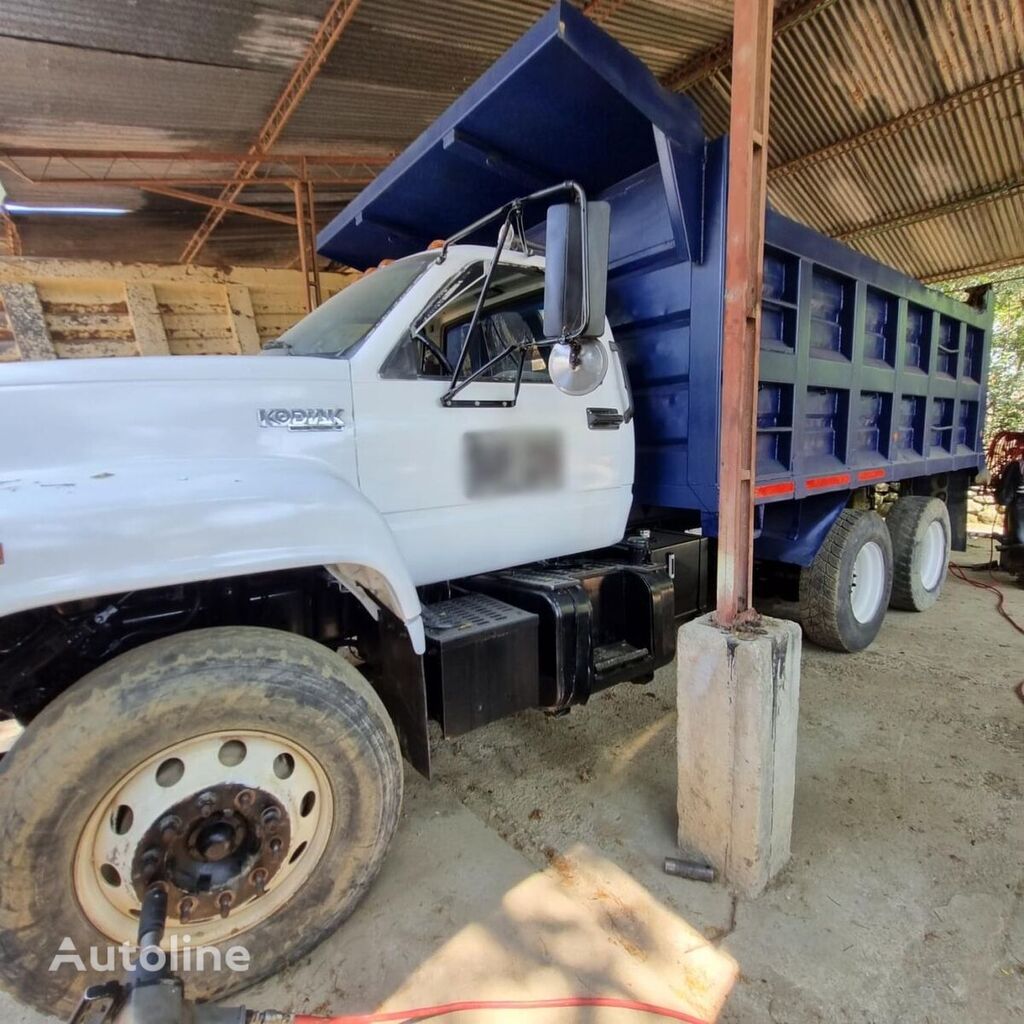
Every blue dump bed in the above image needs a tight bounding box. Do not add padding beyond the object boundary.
[319,0,991,565]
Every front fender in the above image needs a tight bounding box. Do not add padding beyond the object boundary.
[0,457,425,652]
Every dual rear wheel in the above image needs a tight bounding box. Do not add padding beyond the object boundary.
[800,497,951,651]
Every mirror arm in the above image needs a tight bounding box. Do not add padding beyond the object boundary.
[561,181,590,343]
[443,215,513,405]
[440,344,520,407]
[512,348,527,404]
[437,180,581,263]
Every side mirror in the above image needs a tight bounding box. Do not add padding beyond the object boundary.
[543,200,610,341]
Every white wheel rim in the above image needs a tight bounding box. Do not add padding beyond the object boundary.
[850,541,886,624]
[919,519,947,591]
[74,730,333,946]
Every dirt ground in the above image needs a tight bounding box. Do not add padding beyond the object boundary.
[5,539,1022,1023]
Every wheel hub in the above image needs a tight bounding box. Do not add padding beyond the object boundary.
[75,729,333,946]
[132,783,291,925]
[850,540,886,624]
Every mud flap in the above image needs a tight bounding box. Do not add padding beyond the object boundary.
[371,612,431,778]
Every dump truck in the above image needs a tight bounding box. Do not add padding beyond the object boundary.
[0,2,991,1015]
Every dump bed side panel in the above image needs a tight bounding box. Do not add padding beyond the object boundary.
[756,210,990,506]
[603,147,991,522]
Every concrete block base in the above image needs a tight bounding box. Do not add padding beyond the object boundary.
[677,613,801,897]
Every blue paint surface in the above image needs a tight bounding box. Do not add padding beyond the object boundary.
[318,0,991,566]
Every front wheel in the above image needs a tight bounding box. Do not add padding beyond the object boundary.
[799,509,893,652]
[0,627,402,1017]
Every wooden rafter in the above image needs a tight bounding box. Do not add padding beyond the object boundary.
[1,208,22,257]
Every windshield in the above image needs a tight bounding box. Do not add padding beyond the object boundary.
[277,253,435,357]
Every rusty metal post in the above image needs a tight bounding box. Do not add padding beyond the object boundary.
[715,0,775,626]
[304,175,322,309]
[292,180,322,314]
[292,182,313,314]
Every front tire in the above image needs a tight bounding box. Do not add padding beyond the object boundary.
[799,509,893,652]
[0,627,402,1017]
[885,496,951,611]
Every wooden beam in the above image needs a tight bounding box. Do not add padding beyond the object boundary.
[137,185,298,225]
[661,0,835,93]
[225,285,263,354]
[0,208,21,256]
[180,0,365,264]
[0,282,56,360]
[0,256,359,287]
[716,0,775,626]
[124,283,170,356]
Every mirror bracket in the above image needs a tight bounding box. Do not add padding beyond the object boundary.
[438,181,592,409]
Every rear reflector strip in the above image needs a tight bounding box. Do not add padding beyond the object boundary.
[805,473,852,490]
[857,468,887,482]
[754,481,796,498]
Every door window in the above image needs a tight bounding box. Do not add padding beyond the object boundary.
[381,263,551,383]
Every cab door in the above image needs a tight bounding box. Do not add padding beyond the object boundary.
[350,260,633,586]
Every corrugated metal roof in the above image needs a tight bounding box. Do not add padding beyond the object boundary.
[0,0,1021,279]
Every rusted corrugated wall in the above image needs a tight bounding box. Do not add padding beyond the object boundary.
[0,258,356,361]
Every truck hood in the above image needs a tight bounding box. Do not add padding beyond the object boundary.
[0,355,357,482]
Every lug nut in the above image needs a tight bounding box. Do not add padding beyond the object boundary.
[250,868,268,896]
[218,892,233,919]
[235,789,255,811]
[159,815,182,841]
[178,897,195,923]
[260,806,281,826]
[197,792,217,818]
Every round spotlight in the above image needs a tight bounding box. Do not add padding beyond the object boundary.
[548,341,608,396]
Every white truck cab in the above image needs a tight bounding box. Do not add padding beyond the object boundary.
[280,245,634,586]
[0,192,689,1019]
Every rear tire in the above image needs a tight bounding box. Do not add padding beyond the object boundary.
[885,496,950,611]
[0,626,402,1017]
[799,509,893,652]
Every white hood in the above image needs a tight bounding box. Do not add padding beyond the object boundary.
[0,354,357,482]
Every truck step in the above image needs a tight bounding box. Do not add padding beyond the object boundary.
[592,640,649,675]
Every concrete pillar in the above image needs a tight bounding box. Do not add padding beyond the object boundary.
[677,613,801,897]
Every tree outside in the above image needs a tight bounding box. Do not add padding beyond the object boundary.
[937,268,1024,441]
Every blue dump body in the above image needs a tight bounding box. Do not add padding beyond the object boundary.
[319,0,991,566]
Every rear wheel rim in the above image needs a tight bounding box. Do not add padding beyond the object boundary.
[850,541,886,623]
[74,729,333,946]
[919,519,947,591]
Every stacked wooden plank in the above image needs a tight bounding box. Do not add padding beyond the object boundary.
[0,258,357,361]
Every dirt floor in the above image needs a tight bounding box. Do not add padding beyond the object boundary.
[4,539,1022,1023]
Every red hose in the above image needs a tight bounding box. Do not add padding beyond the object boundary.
[948,562,1024,637]
[295,996,709,1024]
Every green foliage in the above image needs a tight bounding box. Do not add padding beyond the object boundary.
[937,269,1024,439]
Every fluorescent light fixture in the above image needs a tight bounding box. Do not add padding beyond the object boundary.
[2,203,131,216]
